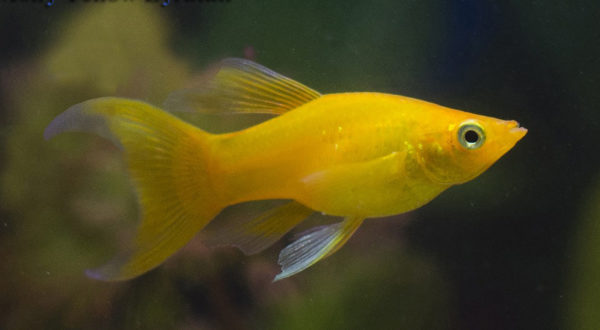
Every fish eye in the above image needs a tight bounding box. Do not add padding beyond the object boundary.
[457,122,485,149]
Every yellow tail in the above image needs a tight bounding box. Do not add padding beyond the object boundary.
[45,97,222,280]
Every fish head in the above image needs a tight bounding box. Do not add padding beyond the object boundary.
[416,112,527,185]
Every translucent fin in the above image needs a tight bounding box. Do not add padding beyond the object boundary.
[203,201,314,255]
[44,98,122,147]
[46,97,222,281]
[274,216,364,281]
[163,58,321,115]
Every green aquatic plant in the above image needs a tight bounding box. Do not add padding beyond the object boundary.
[565,175,600,330]
[0,3,188,328]
[1,2,453,328]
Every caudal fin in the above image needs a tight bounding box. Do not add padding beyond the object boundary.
[46,97,222,281]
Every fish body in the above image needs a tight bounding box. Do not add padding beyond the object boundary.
[215,92,523,217]
[45,59,527,281]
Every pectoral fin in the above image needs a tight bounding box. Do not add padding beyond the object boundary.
[301,151,407,215]
[164,58,321,115]
[274,216,364,281]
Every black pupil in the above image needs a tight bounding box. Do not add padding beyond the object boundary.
[464,130,479,143]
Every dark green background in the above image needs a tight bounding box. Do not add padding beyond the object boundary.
[1,1,599,329]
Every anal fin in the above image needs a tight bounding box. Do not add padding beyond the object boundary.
[202,201,314,255]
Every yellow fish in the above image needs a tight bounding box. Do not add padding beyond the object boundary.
[45,59,527,281]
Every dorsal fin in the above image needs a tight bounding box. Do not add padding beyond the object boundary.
[164,58,321,115]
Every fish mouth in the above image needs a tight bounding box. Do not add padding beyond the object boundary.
[506,120,528,138]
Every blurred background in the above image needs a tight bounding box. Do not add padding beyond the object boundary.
[1,1,599,329]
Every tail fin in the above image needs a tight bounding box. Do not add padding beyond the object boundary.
[45,97,222,281]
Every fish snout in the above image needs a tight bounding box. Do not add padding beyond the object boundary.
[508,120,527,138]
[498,119,527,138]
